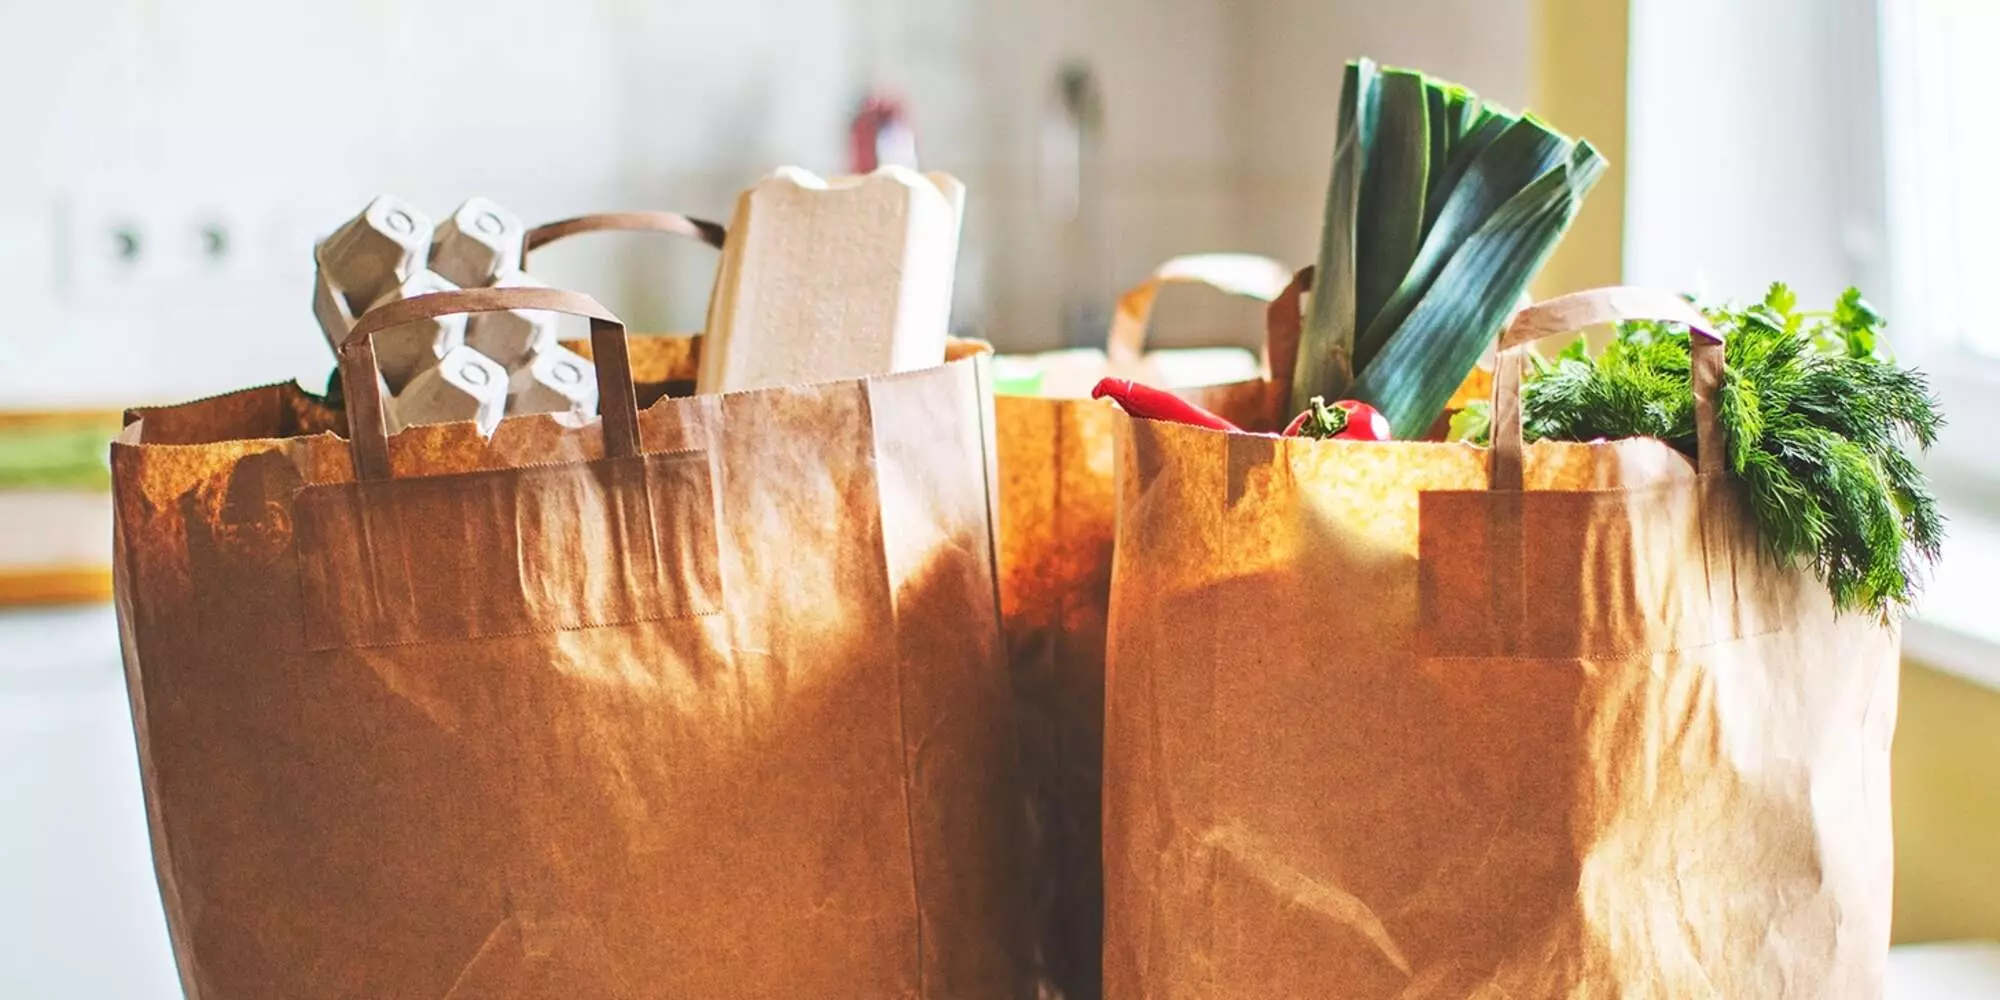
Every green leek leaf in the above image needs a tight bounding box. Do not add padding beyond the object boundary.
[1426,84,1453,208]
[1356,116,1572,367]
[1292,59,1606,433]
[1292,58,1378,410]
[1354,69,1431,340]
[1419,110,1513,237]
[1349,141,1607,438]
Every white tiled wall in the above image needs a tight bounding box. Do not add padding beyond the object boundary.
[1228,0,1533,264]
[0,0,1535,409]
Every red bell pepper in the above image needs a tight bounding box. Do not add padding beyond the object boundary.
[1283,397,1392,441]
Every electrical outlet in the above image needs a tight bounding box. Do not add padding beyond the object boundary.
[55,191,165,300]
[164,197,263,292]
[57,180,324,302]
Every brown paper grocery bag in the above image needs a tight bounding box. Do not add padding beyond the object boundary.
[1102,287,1897,998]
[113,286,1031,999]
[994,255,1292,1000]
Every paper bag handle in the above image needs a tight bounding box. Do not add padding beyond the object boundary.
[523,211,726,257]
[1489,286,1724,491]
[1106,254,1292,364]
[340,287,641,482]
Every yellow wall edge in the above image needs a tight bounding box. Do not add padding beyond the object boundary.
[1893,661,2000,943]
[1531,0,1628,297]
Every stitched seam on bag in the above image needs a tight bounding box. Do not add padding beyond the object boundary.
[302,607,727,652]
[292,446,710,492]
[1421,621,1799,662]
[1048,398,1071,938]
[865,379,928,997]
[1200,427,1231,993]
[129,387,704,466]
[1419,472,1711,507]
[974,357,1010,676]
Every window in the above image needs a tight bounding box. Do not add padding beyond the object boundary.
[1879,0,2000,488]
[1881,0,2000,363]
[1841,0,2000,675]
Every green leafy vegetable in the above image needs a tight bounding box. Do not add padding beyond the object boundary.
[1292,59,1604,438]
[1349,140,1605,437]
[1445,404,1491,445]
[1456,284,1943,617]
[1353,69,1431,332]
[1291,60,1374,410]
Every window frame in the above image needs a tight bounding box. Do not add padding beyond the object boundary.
[1876,0,2000,496]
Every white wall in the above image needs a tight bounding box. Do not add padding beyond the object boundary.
[0,0,968,406]
[0,0,1247,407]
[1227,0,1534,267]
[0,0,1539,409]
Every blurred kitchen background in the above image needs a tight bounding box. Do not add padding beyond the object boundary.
[4,0,1999,996]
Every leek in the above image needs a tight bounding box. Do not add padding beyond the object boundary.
[1292,59,1605,438]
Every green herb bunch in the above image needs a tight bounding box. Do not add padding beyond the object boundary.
[1452,284,1943,617]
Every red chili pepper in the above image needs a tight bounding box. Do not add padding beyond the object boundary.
[1091,378,1241,432]
[1283,397,1392,441]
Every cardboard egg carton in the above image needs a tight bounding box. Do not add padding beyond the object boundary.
[319,168,972,431]
[311,196,593,435]
[430,197,524,288]
[392,345,508,437]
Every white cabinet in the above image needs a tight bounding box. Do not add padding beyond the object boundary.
[1889,942,2000,999]
[0,605,181,999]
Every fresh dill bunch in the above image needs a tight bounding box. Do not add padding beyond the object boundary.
[1455,283,1943,617]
